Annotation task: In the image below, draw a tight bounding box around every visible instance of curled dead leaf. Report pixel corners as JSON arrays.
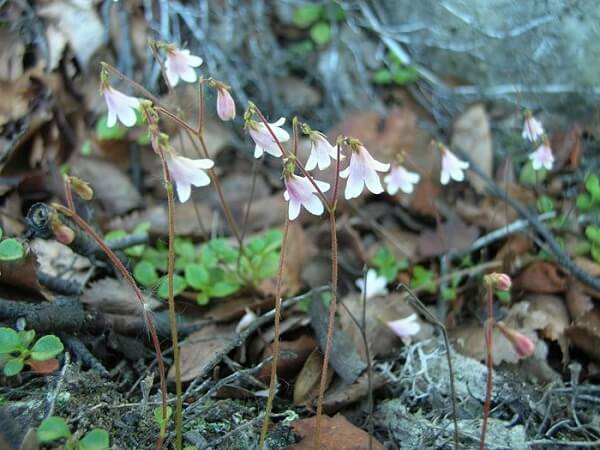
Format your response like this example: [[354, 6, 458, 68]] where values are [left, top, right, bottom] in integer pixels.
[[515, 262, 568, 294]]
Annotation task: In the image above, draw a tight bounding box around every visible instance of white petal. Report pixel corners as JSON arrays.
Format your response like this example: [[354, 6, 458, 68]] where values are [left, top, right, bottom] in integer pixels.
[[273, 127, 290, 143], [176, 182, 192, 203], [117, 106, 137, 127], [283, 190, 290, 201], [189, 158, 215, 170], [288, 200, 301, 220], [186, 54, 203, 67], [314, 180, 330, 193], [179, 66, 198, 83], [372, 160, 390, 172], [165, 65, 179, 87], [254, 145, 264, 158], [271, 117, 286, 127], [344, 174, 364, 199], [440, 170, 450, 185], [264, 145, 283, 158], [305, 151, 318, 171], [450, 167, 465, 182], [339, 166, 350, 178], [189, 170, 211, 187], [364, 169, 384, 194], [106, 110, 117, 128], [302, 195, 324, 216]]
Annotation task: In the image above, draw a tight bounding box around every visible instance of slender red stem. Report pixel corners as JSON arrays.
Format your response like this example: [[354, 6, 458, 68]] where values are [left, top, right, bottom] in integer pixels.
[[480, 285, 494, 450]]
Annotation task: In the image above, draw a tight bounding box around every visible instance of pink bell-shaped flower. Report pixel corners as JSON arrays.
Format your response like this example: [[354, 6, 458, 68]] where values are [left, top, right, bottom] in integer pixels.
[[305, 133, 339, 171], [283, 173, 330, 220], [440, 146, 469, 185], [248, 118, 290, 158], [384, 165, 420, 194], [529, 141, 554, 171], [522, 114, 544, 142], [165, 48, 203, 86], [166, 153, 214, 202], [340, 143, 390, 199], [355, 269, 388, 299], [216, 86, 236, 121], [387, 314, 421, 338], [102, 86, 140, 128]]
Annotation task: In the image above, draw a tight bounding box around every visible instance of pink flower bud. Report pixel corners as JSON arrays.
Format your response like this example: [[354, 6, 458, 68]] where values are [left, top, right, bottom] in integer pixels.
[[497, 322, 535, 359], [216, 87, 236, 121], [484, 272, 512, 291], [51, 214, 75, 245]]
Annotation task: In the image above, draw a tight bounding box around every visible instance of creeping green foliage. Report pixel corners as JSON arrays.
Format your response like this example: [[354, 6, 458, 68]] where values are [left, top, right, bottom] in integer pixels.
[[577, 174, 600, 212], [373, 51, 419, 86], [0, 238, 24, 261], [441, 273, 463, 302], [410, 265, 436, 294], [519, 160, 547, 185], [37, 416, 110, 450], [371, 247, 408, 282], [153, 406, 173, 439], [536, 195, 555, 213], [292, 2, 345, 47], [585, 225, 600, 263], [0, 327, 63, 377]]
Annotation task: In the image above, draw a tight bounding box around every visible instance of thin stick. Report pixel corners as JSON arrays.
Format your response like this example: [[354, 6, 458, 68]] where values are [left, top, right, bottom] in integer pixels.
[[480, 285, 494, 450], [258, 217, 291, 450]]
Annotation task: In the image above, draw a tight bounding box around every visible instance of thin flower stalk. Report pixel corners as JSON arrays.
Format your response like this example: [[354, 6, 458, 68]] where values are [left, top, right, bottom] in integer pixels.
[[480, 282, 495, 450], [143, 106, 184, 450], [62, 181, 167, 450]]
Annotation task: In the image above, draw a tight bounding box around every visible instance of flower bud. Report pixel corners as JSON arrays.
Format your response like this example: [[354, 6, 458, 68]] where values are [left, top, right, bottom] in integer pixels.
[[497, 322, 535, 359], [216, 86, 236, 121], [69, 176, 94, 201], [51, 214, 75, 245], [484, 272, 512, 291]]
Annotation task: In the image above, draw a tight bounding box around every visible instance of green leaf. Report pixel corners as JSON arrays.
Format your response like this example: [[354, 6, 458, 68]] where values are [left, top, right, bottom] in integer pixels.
[[175, 238, 195, 260], [79, 429, 110, 450], [576, 193, 593, 211], [519, 161, 547, 185], [310, 22, 332, 46], [207, 239, 239, 264], [0, 238, 24, 261], [410, 265, 436, 294], [441, 287, 456, 302], [292, 4, 324, 28], [536, 195, 555, 213], [208, 281, 240, 298], [392, 66, 419, 85], [104, 230, 127, 242], [143, 248, 168, 272], [495, 290, 512, 303], [200, 244, 218, 267], [254, 252, 279, 280], [3, 357, 24, 376], [153, 406, 172, 426], [18, 329, 36, 349], [185, 264, 210, 290], [196, 292, 210, 305], [0, 328, 20, 354], [136, 131, 151, 146], [585, 226, 600, 243], [373, 69, 393, 84], [37, 416, 71, 442], [96, 115, 128, 140], [0, 226, 3, 240], [585, 174, 600, 196], [31, 335, 64, 361], [591, 242, 600, 263], [158, 275, 187, 299], [134, 261, 159, 287], [288, 40, 315, 59]]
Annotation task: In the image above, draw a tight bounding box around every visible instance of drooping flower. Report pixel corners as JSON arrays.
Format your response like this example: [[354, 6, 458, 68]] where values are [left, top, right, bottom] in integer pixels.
[[497, 322, 535, 359], [216, 86, 236, 121], [248, 118, 290, 158], [305, 133, 339, 171], [439, 145, 469, 185], [283, 173, 330, 220], [384, 165, 420, 195], [355, 269, 388, 299], [166, 153, 214, 202], [386, 314, 421, 338], [529, 141, 554, 171], [102, 86, 140, 128], [522, 114, 544, 142], [165, 48, 203, 87], [340, 142, 390, 199]]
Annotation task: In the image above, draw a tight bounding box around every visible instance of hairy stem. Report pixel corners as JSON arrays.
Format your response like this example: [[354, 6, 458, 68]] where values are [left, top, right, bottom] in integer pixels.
[[258, 217, 291, 450], [63, 182, 167, 450], [480, 285, 494, 450]]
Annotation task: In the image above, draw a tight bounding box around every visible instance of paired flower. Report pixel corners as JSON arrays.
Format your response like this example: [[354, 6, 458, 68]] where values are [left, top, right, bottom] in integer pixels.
[[340, 142, 390, 199], [247, 117, 290, 158], [283, 172, 330, 220], [496, 322, 535, 359], [165, 153, 214, 203], [522, 114, 544, 142], [386, 314, 421, 339], [384, 165, 420, 195], [439, 145, 469, 185], [102, 86, 140, 128], [164, 48, 203, 87], [216, 85, 236, 121], [305, 132, 339, 171], [355, 269, 388, 299], [529, 140, 554, 171]]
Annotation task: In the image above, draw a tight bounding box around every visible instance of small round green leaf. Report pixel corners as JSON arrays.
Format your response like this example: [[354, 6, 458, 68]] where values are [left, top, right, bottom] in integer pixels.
[[31, 335, 64, 361], [0, 238, 24, 261], [208, 281, 241, 298], [0, 327, 20, 354], [576, 193, 592, 211], [292, 4, 324, 28], [310, 22, 332, 46], [153, 405, 173, 426], [37, 416, 71, 442], [134, 261, 159, 287], [96, 115, 128, 140], [373, 69, 393, 84], [158, 275, 187, 299], [585, 174, 600, 196], [79, 429, 110, 450], [536, 195, 555, 213], [18, 329, 36, 348], [519, 161, 546, 185], [3, 357, 24, 376], [196, 292, 210, 305], [585, 226, 600, 243], [185, 264, 210, 289]]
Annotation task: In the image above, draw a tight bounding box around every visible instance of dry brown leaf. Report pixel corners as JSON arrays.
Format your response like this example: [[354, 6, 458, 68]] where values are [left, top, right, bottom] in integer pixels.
[[70, 156, 143, 215], [525, 294, 570, 360], [515, 262, 568, 294], [293, 349, 327, 406], [411, 180, 440, 217], [417, 219, 479, 258], [495, 234, 533, 261], [566, 310, 600, 362], [27, 358, 59, 374], [0, 242, 48, 298], [289, 414, 384, 450], [451, 104, 492, 193], [321, 371, 387, 414], [566, 281, 594, 320], [83, 278, 160, 315], [259, 334, 316, 383], [172, 323, 236, 382], [550, 126, 582, 171]]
